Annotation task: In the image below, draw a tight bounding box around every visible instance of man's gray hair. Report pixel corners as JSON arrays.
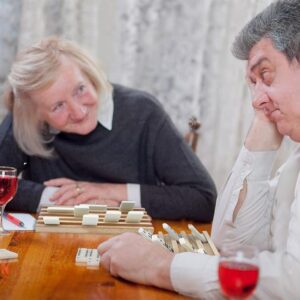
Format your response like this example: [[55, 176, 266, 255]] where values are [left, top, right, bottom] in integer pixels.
[[232, 0, 300, 61]]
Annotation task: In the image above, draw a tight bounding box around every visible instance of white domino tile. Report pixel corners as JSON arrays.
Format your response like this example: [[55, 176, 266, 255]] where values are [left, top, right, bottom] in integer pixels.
[[81, 204, 107, 211], [178, 237, 194, 252], [86, 250, 101, 269], [125, 211, 144, 223], [138, 228, 153, 241], [76, 248, 89, 263], [82, 214, 99, 226], [119, 201, 135, 213], [74, 205, 90, 217], [104, 211, 121, 223], [151, 234, 173, 252], [47, 206, 74, 214], [43, 216, 60, 225], [0, 249, 18, 260], [76, 248, 100, 269]]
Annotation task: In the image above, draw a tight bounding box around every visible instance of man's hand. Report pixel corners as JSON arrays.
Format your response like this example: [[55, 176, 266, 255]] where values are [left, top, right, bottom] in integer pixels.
[[44, 178, 127, 206], [245, 92, 283, 151], [98, 232, 175, 290]]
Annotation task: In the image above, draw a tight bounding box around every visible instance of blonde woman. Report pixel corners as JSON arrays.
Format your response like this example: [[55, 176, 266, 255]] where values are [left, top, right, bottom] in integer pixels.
[[1, 37, 216, 221]]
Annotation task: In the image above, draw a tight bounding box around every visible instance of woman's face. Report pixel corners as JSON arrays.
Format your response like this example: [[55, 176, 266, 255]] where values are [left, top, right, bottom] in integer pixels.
[[29, 57, 99, 135]]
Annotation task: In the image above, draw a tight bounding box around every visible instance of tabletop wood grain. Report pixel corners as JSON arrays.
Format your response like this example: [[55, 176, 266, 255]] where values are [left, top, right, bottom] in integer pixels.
[[0, 219, 211, 300]]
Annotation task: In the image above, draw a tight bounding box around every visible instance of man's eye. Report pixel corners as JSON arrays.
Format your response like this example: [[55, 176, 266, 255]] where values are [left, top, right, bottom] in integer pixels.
[[261, 71, 273, 85], [248, 77, 256, 85]]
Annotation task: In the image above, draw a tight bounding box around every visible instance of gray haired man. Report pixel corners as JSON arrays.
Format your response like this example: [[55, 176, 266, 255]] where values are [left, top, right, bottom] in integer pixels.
[[98, 1, 300, 299]]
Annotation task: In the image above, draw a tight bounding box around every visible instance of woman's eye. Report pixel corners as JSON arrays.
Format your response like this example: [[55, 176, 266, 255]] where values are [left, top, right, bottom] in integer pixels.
[[52, 102, 64, 112], [78, 85, 85, 93]]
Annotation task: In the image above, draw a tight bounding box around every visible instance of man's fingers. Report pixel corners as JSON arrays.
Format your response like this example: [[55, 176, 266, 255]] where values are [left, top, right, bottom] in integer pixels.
[[100, 252, 111, 272], [97, 236, 119, 255]]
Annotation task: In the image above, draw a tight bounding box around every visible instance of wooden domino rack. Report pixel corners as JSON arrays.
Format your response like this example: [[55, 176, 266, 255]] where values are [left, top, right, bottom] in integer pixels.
[[157, 229, 219, 256], [35, 206, 154, 235]]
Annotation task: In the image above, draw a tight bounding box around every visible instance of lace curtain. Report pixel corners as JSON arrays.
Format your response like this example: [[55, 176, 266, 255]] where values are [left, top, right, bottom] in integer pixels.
[[1, 0, 289, 190]]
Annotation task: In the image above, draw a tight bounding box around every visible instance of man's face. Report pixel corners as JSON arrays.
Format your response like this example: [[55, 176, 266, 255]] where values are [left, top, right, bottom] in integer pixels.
[[247, 38, 300, 142]]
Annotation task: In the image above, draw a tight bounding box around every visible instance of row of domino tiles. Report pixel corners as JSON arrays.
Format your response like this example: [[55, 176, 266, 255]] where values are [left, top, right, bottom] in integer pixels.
[[43, 210, 145, 226], [46, 201, 136, 217]]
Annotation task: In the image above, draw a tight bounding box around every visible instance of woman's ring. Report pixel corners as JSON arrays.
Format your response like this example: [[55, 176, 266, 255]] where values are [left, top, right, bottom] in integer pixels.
[[75, 183, 84, 195]]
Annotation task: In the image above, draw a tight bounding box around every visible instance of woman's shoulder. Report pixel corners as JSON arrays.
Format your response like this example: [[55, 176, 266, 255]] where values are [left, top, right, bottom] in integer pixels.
[[0, 113, 14, 144], [0, 113, 13, 132], [112, 84, 164, 113]]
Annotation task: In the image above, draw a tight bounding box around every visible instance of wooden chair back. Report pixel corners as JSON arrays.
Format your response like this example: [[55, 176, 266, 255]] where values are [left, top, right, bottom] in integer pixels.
[[184, 117, 201, 152]]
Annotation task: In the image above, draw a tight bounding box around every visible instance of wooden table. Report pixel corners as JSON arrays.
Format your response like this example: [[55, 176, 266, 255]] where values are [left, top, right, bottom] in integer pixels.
[[0, 219, 211, 300]]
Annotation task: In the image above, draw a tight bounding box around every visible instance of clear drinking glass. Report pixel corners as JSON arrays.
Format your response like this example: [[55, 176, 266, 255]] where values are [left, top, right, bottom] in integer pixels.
[[0, 167, 18, 235], [218, 245, 259, 300]]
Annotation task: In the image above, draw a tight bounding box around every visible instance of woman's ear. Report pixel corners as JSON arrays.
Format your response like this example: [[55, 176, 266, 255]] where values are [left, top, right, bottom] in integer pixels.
[[48, 126, 60, 135], [41, 122, 60, 138], [3, 84, 15, 112]]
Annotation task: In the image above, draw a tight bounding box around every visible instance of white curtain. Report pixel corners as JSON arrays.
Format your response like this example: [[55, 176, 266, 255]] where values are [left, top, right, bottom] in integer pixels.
[[2, 0, 292, 190]]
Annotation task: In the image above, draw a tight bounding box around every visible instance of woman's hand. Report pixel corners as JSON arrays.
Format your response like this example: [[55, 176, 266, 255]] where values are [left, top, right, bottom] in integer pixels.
[[44, 178, 127, 206], [98, 232, 174, 289]]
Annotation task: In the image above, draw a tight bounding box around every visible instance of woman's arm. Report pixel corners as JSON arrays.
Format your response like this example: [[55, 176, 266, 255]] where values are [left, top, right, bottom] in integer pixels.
[[140, 117, 217, 221]]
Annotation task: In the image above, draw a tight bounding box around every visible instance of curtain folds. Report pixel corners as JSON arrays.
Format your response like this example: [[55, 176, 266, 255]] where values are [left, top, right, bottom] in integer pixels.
[[1, 0, 283, 189]]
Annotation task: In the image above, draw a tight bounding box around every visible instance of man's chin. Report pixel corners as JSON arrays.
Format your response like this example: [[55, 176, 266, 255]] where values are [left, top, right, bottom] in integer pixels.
[[286, 131, 300, 142], [277, 127, 300, 142], [275, 122, 288, 134]]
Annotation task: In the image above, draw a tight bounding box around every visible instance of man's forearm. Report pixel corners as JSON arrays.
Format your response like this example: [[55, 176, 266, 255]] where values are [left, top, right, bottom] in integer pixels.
[[234, 114, 281, 220]]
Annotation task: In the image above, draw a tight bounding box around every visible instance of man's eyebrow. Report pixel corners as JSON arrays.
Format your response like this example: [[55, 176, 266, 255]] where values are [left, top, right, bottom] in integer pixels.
[[249, 57, 269, 72]]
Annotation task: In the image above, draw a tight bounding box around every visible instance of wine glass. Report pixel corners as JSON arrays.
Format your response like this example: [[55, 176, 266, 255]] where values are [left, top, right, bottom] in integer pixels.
[[0, 167, 18, 235], [218, 245, 259, 300]]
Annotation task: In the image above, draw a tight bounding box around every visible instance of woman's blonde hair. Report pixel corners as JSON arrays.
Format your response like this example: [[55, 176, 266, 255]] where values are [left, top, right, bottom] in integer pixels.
[[5, 36, 112, 158]]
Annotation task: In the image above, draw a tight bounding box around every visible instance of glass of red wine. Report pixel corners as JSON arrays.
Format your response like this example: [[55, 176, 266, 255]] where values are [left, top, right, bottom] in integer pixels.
[[218, 245, 259, 300], [0, 167, 18, 235]]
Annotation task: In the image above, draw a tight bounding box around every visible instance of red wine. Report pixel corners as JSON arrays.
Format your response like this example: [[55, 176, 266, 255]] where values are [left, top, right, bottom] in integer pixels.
[[219, 261, 259, 299], [0, 176, 18, 205]]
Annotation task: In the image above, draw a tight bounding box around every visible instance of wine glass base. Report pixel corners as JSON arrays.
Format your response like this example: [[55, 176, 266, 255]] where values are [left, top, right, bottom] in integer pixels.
[[0, 228, 10, 236]]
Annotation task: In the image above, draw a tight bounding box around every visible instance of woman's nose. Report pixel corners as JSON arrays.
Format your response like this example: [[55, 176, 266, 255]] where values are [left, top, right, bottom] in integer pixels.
[[69, 102, 87, 120]]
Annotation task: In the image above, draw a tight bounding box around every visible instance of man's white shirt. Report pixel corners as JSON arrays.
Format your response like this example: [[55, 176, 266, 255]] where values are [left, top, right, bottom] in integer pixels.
[[171, 146, 300, 299]]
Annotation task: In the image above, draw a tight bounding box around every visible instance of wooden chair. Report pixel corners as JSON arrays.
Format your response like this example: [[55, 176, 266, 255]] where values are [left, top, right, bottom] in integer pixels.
[[185, 117, 201, 152]]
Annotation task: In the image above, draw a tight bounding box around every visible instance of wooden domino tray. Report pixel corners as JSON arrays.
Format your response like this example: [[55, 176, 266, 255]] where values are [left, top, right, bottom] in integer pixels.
[[158, 230, 219, 256], [35, 206, 154, 235]]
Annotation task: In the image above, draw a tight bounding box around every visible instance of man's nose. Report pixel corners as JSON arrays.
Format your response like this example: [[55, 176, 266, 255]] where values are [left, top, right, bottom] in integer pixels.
[[252, 92, 270, 109], [251, 81, 271, 109]]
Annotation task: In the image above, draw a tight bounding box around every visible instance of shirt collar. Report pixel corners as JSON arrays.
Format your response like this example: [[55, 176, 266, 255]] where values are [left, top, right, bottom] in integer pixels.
[[97, 89, 114, 131]]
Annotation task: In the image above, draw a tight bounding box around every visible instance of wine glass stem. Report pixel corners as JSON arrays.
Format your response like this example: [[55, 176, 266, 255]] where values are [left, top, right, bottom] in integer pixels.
[[0, 204, 6, 232]]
